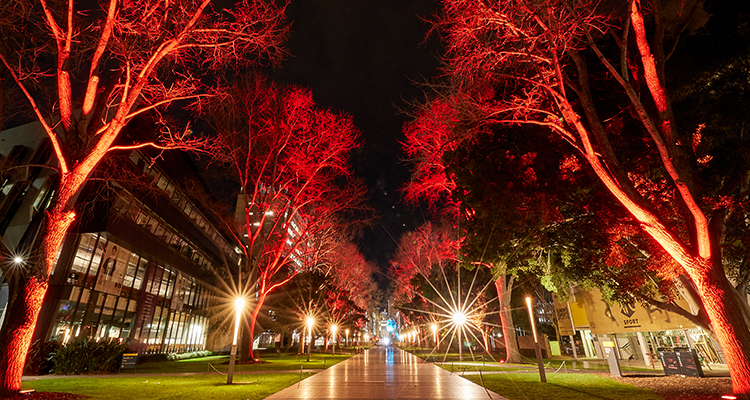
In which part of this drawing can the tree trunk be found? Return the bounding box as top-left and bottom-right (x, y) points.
(494, 275), (522, 364)
(0, 276), (48, 396)
(688, 261), (750, 398)
(247, 292), (267, 361)
(0, 198), (76, 395)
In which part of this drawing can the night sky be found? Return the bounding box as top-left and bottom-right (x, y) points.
(268, 1), (443, 292)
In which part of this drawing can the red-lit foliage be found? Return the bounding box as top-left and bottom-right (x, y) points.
(430, 0), (750, 394)
(326, 239), (377, 311)
(198, 75), (368, 360)
(391, 222), (460, 304)
(390, 222), (462, 337)
(402, 98), (462, 207)
(0, 0), (288, 394)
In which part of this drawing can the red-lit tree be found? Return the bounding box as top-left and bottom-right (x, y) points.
(403, 97), (718, 359)
(326, 239), (378, 311)
(198, 75), (368, 360)
(403, 103), (558, 363)
(430, 0), (750, 394)
(0, 0), (287, 394)
(391, 222), (460, 304)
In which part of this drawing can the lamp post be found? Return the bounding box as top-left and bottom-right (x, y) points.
(526, 296), (547, 383)
(453, 311), (466, 361)
(331, 325), (338, 355)
(227, 297), (245, 384)
(306, 316), (314, 362)
(432, 324), (439, 351)
(346, 329), (350, 349)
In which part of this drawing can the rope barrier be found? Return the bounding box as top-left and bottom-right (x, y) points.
(477, 368), (493, 399)
(553, 361), (567, 373)
(207, 363), (227, 375)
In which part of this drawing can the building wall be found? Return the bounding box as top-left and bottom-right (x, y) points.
(0, 121), (240, 354)
(43, 231), (211, 353)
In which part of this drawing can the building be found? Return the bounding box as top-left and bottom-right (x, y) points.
(552, 285), (724, 365)
(0, 120), (241, 354)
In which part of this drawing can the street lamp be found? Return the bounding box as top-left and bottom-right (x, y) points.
(526, 296), (547, 383)
(306, 316), (314, 362)
(227, 297), (245, 384)
(346, 329), (350, 348)
(452, 311), (466, 361)
(331, 325), (338, 355)
(13, 256), (24, 264)
(431, 324), (439, 351)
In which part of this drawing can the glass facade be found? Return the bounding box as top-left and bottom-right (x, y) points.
(49, 232), (212, 353)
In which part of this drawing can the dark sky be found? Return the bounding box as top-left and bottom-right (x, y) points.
(268, 1), (443, 291)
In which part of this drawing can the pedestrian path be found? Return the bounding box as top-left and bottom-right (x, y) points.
(266, 346), (507, 399)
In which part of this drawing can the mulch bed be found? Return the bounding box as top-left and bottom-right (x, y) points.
(0, 393), (86, 400)
(614, 374), (734, 399)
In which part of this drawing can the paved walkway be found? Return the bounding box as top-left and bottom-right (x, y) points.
(266, 346), (506, 399)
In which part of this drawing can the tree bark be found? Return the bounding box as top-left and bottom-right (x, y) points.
(0, 189), (76, 395)
(688, 260), (750, 397)
(247, 292), (267, 361)
(0, 276), (47, 396)
(494, 275), (522, 364)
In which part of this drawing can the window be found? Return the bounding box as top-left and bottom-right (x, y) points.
(156, 176), (168, 191)
(129, 151), (141, 165)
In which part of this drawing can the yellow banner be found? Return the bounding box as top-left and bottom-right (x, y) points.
(578, 288), (696, 334)
(552, 293), (575, 336)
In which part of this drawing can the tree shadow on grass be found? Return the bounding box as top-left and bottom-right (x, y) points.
(547, 383), (622, 400)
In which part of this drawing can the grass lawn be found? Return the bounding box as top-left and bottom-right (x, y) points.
(22, 373), (309, 400)
(403, 348), (656, 373)
(462, 373), (662, 400)
(131, 352), (353, 374)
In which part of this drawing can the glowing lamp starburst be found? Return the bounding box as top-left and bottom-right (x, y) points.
(452, 311), (467, 326)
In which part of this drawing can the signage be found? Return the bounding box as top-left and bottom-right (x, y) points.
(578, 288), (697, 334)
(552, 293), (575, 336)
(676, 348), (704, 377)
(120, 353), (138, 371)
(658, 348), (682, 376)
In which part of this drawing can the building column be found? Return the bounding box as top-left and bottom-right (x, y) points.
(637, 331), (652, 367)
(569, 334), (578, 359)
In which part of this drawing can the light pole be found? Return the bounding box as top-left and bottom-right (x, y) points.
(331, 325), (338, 355)
(526, 296), (547, 383)
(453, 311), (466, 361)
(345, 329), (350, 349)
(227, 297), (245, 384)
(432, 324), (439, 351)
(306, 316), (314, 362)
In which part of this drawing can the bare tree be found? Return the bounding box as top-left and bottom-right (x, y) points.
(0, 0), (288, 393)
(198, 75), (369, 360)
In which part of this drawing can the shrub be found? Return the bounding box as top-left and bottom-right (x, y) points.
(136, 353), (168, 364)
(24, 340), (60, 375)
(166, 350), (213, 361)
(50, 338), (127, 374)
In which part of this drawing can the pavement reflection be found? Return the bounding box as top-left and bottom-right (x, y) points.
(265, 345), (506, 399)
